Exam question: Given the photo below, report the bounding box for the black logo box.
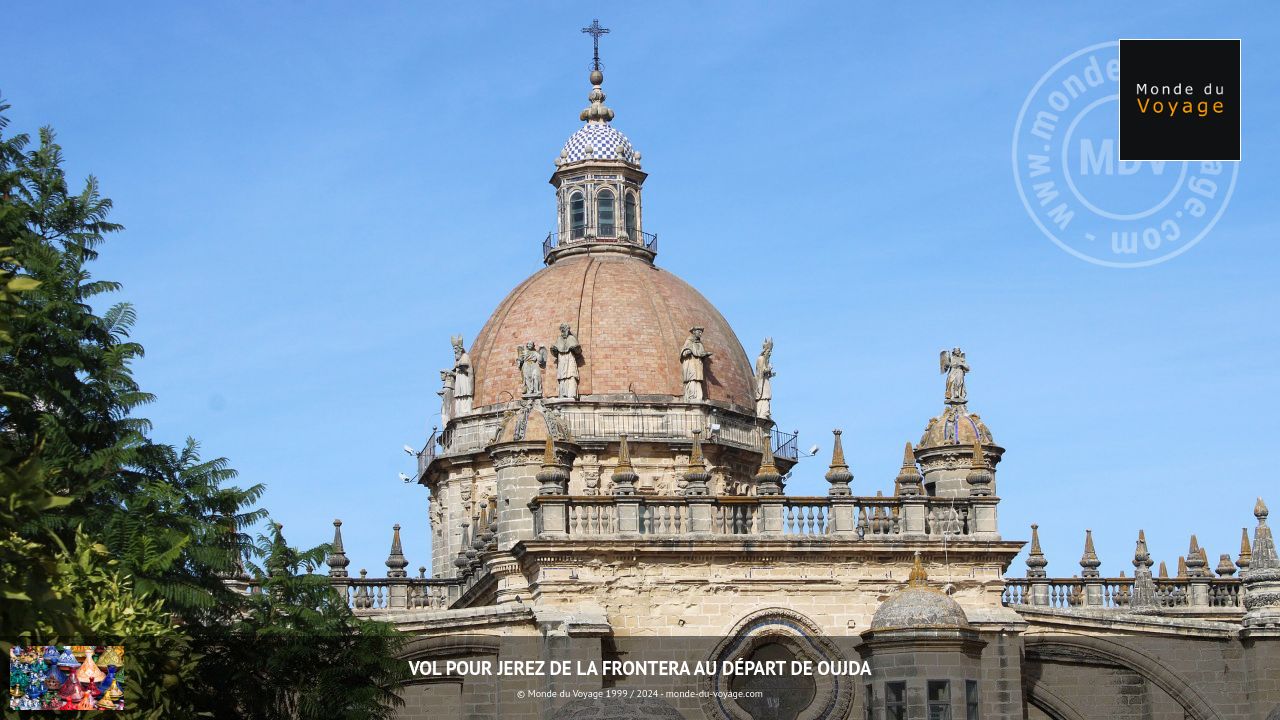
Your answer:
[1119,39,1240,161]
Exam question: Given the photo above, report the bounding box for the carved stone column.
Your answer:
[683,431,714,533]
[491,438,575,549]
[1243,498,1280,629]
[753,435,785,534]
[611,435,641,533]
[899,498,928,537]
[1185,534,1212,608]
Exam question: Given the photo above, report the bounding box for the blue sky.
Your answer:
[5,2,1278,581]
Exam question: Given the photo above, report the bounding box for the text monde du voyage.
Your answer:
[408,659,873,678]
[1134,83,1228,118]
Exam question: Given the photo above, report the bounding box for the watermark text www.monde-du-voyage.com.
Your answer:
[1013,39,1241,268]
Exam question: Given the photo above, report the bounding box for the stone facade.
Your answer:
[317,48,1280,720]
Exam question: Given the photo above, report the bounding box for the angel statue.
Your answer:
[516,341,548,397]
[754,337,775,419]
[451,336,473,415]
[940,347,969,405]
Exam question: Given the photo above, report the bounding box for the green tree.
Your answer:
[201,523,407,720]
[1,96,406,717]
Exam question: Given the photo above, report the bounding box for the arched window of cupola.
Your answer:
[569,192,586,239]
[625,191,638,236]
[597,189,616,237]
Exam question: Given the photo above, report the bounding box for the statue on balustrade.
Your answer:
[451,336,474,415]
[681,326,712,401]
[550,323,582,399]
[755,337,775,418]
[437,369,455,428]
[940,347,969,405]
[516,341,548,397]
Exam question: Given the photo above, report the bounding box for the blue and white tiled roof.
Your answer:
[561,122,638,164]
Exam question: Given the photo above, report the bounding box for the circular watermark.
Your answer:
[1012,41,1238,268]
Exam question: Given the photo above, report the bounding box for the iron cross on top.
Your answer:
[581,19,610,70]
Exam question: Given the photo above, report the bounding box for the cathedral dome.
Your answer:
[468,252,755,410]
[918,405,995,450]
[560,122,638,164]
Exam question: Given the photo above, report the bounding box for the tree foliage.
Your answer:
[0,94,405,718]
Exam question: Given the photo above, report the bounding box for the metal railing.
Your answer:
[417,429,439,478]
[420,408,795,471]
[773,428,799,461]
[543,227,658,261]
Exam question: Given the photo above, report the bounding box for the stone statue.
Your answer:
[516,341,548,397]
[680,327,712,401]
[550,323,582,399]
[754,337,775,418]
[940,347,969,405]
[437,369,455,427]
[451,336,473,415]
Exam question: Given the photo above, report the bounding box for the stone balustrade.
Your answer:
[330,571,460,615]
[1002,577,1243,611]
[530,494,997,540]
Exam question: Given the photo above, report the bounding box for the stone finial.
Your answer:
[754,432,783,496]
[536,436,568,495]
[385,524,408,578]
[1251,497,1277,570]
[682,430,711,496]
[453,522,471,571]
[1133,529,1151,569]
[894,441,924,497]
[1026,524,1048,579]
[1237,528,1252,571]
[908,550,929,587]
[611,434,639,496]
[1216,554,1237,577]
[477,501,496,548]
[1130,530,1157,610]
[1243,497,1280,626]
[1159,561,1169,579]
[824,430,853,496]
[1176,556,1188,578]
[326,519,350,578]
[1185,535,1207,577]
[966,440,993,497]
[579,71,616,123]
[1079,529,1101,578]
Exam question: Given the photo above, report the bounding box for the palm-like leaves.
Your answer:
[1,96,404,719]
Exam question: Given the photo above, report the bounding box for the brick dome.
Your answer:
[469,252,755,410]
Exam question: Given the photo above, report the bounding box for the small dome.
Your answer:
[493,404,549,444]
[871,587,970,630]
[919,405,994,449]
[561,122,638,164]
[871,555,970,630]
